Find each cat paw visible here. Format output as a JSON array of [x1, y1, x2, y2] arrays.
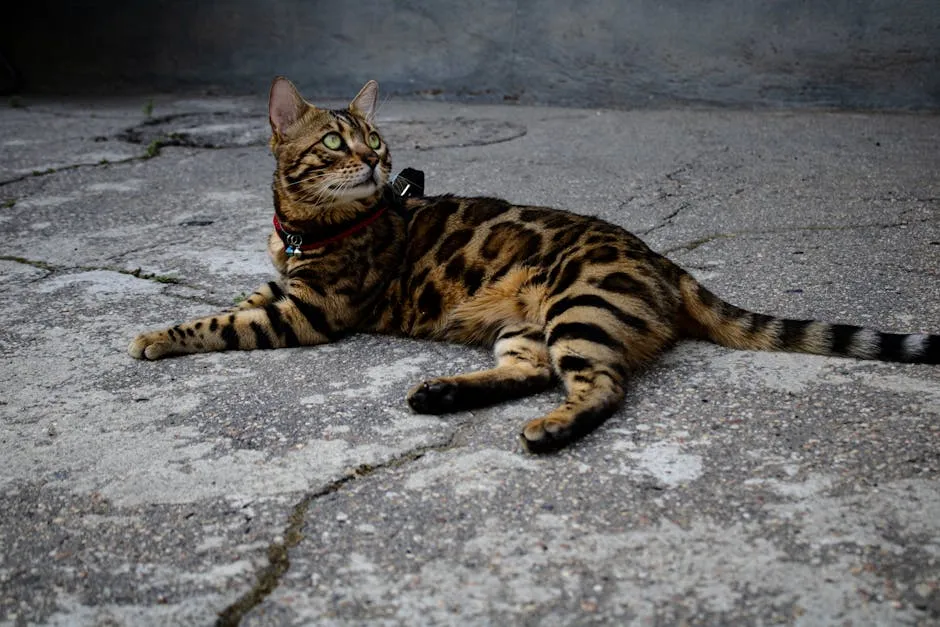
[[128, 332, 173, 360], [407, 379, 459, 414], [519, 417, 572, 454]]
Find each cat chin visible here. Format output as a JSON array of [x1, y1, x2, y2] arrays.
[[329, 182, 383, 203]]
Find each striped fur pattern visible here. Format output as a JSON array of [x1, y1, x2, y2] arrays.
[[130, 78, 940, 453]]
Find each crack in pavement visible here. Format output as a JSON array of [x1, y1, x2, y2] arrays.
[[0, 153, 160, 188], [856, 195, 940, 204], [0, 255, 58, 274], [638, 202, 691, 237], [660, 217, 936, 256], [6, 249, 489, 625], [0, 124, 253, 189], [621, 193, 936, 243], [0, 255, 179, 283], [619, 163, 697, 237], [214, 472, 359, 627], [214, 419, 482, 626], [0, 256, 233, 306], [5, 104, 149, 120]]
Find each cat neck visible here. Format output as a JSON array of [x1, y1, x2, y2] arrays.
[[272, 184, 384, 229], [269, 169, 422, 255], [272, 192, 389, 255]]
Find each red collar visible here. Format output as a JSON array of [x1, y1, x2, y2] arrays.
[[273, 204, 388, 257]]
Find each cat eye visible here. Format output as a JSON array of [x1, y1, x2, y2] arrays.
[[322, 132, 344, 150], [368, 132, 382, 150]]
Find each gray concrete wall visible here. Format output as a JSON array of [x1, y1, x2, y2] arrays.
[[4, 0, 939, 109]]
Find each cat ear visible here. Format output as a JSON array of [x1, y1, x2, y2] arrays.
[[350, 80, 379, 122], [269, 76, 308, 136]]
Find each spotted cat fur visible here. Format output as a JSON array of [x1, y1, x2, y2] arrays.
[[130, 78, 939, 453]]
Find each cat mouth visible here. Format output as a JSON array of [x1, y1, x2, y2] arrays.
[[349, 180, 377, 194], [328, 179, 375, 193], [332, 171, 383, 191], [325, 169, 385, 201], [326, 179, 379, 202]]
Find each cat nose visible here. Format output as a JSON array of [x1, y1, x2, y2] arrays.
[[364, 154, 379, 169]]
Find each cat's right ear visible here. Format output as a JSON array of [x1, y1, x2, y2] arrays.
[[269, 77, 308, 138], [350, 80, 379, 122]]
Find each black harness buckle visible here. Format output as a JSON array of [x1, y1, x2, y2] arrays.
[[392, 167, 425, 200]]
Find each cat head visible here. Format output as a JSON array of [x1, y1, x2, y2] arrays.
[[268, 77, 391, 210]]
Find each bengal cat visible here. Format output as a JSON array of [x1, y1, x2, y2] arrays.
[[129, 78, 939, 453]]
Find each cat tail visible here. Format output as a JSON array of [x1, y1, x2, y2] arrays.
[[677, 273, 940, 364]]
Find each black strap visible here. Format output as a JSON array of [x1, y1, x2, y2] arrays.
[[387, 167, 425, 225], [392, 168, 425, 199]]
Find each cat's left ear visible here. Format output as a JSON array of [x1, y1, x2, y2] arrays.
[[350, 80, 379, 122]]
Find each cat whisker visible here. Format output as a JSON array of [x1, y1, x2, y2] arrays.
[[395, 174, 417, 187], [301, 183, 334, 204], [284, 172, 327, 189], [376, 92, 393, 118]]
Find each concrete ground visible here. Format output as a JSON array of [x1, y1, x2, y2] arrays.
[[0, 94, 938, 626]]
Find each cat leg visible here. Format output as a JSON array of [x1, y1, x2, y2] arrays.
[[518, 276, 678, 452], [519, 341, 628, 454], [230, 281, 286, 311], [129, 284, 336, 360], [407, 322, 554, 414]]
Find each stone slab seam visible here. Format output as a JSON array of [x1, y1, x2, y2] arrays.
[[214, 417, 489, 625]]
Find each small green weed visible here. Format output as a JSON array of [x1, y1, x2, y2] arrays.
[[144, 140, 161, 159]]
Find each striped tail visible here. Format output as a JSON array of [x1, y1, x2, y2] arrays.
[[678, 274, 940, 364]]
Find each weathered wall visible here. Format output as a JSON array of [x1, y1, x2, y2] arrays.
[[3, 0, 939, 109]]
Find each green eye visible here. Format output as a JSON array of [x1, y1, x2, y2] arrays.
[[368, 132, 381, 150], [322, 132, 343, 150]]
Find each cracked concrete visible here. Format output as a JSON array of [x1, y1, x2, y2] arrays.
[[1, 95, 939, 626]]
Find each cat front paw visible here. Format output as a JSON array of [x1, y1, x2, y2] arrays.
[[407, 379, 459, 414], [128, 331, 174, 360]]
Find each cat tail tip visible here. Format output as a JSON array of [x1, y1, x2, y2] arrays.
[[677, 273, 939, 364]]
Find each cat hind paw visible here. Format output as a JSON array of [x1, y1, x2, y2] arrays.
[[128, 332, 173, 360], [519, 417, 573, 454]]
